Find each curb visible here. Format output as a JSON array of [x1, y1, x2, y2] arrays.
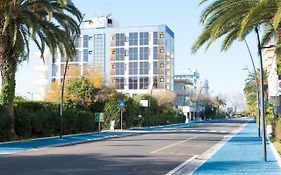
[[269, 138, 281, 169]]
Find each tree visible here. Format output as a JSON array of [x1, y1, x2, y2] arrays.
[[152, 90, 176, 109], [0, 0, 82, 136], [193, 0, 281, 76], [244, 69, 268, 115]]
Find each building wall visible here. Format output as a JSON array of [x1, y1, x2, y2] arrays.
[[263, 48, 278, 98], [35, 21, 175, 99]]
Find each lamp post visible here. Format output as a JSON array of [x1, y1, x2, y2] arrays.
[[59, 14, 85, 139], [255, 27, 267, 161], [244, 39, 261, 138]]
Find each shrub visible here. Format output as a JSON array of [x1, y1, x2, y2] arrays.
[[275, 118, 281, 140], [0, 107, 12, 141]]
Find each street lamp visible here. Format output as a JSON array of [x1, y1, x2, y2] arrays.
[[59, 14, 85, 139], [255, 27, 276, 161]]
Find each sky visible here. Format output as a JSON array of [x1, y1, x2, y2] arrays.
[[15, 0, 259, 101]]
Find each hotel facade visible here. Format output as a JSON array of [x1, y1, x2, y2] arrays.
[[40, 17, 175, 98]]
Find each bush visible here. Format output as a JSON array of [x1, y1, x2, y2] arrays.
[[148, 113, 185, 126], [0, 107, 12, 141], [12, 101, 96, 140], [275, 118, 281, 140]]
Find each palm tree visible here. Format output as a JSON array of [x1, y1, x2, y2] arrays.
[[0, 0, 82, 136]]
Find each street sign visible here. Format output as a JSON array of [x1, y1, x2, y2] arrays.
[[95, 113, 104, 122], [140, 100, 149, 107], [118, 100, 125, 108], [278, 80, 281, 95]]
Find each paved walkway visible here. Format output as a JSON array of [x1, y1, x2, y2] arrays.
[[193, 121, 281, 175], [0, 122, 199, 155]]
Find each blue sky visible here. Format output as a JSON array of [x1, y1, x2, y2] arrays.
[[15, 0, 259, 98]]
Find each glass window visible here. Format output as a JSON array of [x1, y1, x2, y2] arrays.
[[140, 32, 149, 45], [153, 62, 158, 74], [116, 48, 125, 60], [115, 77, 125, 90], [129, 32, 138, 46], [140, 47, 149, 60], [70, 49, 80, 62], [116, 33, 125, 46], [129, 47, 138, 60], [83, 49, 88, 62], [153, 47, 158, 60], [115, 63, 125, 75], [140, 62, 149, 75], [74, 37, 81, 48], [129, 77, 138, 89], [139, 77, 149, 89], [83, 35, 89, 48], [52, 64, 57, 76], [153, 76, 158, 88], [153, 32, 158, 45], [129, 62, 138, 75]]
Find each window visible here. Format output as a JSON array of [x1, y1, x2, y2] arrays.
[[153, 47, 158, 60], [129, 77, 138, 89], [69, 49, 80, 62], [140, 32, 149, 45], [153, 32, 158, 45], [140, 62, 149, 75], [74, 37, 81, 48], [140, 47, 149, 60], [153, 62, 158, 74], [116, 48, 125, 60], [116, 33, 125, 46], [83, 49, 88, 62], [139, 77, 149, 89], [129, 62, 138, 75], [115, 77, 125, 89], [129, 47, 138, 60], [129, 32, 138, 45], [52, 64, 58, 76], [153, 76, 158, 88], [83, 35, 89, 47], [115, 63, 125, 75]]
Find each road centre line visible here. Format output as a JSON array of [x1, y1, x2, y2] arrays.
[[151, 136, 197, 154]]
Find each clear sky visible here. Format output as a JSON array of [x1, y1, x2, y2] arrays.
[[15, 0, 259, 100]]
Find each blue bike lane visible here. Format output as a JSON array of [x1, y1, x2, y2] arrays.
[[192, 121, 281, 175]]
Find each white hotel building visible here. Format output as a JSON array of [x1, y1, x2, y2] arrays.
[[35, 17, 175, 99]]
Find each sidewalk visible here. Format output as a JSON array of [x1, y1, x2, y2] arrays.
[[192, 121, 281, 175]]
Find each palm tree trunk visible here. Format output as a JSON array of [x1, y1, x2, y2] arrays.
[[0, 42, 16, 138]]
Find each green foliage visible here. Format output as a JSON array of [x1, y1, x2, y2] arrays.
[[11, 101, 96, 140], [0, 106, 12, 141], [275, 118, 281, 140], [266, 103, 275, 126], [67, 77, 96, 108], [149, 113, 185, 126]]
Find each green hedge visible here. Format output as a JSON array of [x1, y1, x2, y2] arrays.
[[0, 101, 96, 141], [148, 113, 185, 126]]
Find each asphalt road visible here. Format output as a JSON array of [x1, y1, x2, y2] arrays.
[[0, 118, 249, 175]]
